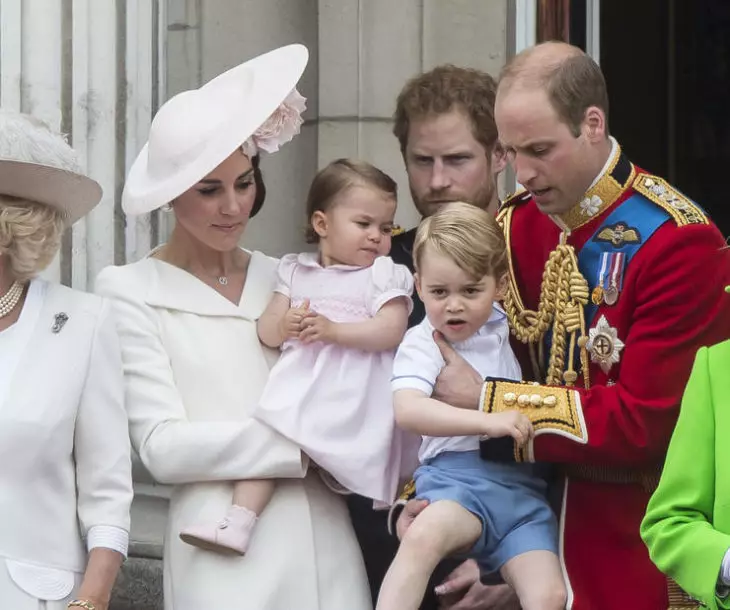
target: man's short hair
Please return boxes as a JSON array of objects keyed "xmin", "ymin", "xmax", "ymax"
[
  {"xmin": 499, "ymin": 43, "xmax": 609, "ymax": 137},
  {"xmin": 393, "ymin": 65, "xmax": 498, "ymax": 155}
]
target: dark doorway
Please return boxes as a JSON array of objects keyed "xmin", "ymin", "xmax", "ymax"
[{"xmin": 600, "ymin": 0, "xmax": 730, "ymax": 237}]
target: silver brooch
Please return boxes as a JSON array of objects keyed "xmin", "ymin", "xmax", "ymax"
[{"xmin": 52, "ymin": 312, "xmax": 69, "ymax": 334}]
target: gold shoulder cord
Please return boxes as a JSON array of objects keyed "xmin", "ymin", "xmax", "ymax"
[{"xmin": 499, "ymin": 206, "xmax": 591, "ymax": 389}]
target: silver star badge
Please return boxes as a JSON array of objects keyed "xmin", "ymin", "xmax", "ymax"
[{"xmin": 586, "ymin": 315, "xmax": 624, "ymax": 374}]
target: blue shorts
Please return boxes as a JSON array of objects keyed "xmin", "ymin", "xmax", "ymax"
[{"xmin": 414, "ymin": 450, "xmax": 558, "ymax": 573}]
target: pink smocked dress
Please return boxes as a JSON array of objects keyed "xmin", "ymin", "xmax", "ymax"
[{"xmin": 254, "ymin": 252, "xmax": 416, "ymax": 504}]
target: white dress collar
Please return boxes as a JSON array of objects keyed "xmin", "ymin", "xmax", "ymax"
[{"xmin": 143, "ymin": 250, "xmax": 272, "ymax": 320}]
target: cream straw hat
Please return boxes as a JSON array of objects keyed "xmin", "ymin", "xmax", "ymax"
[{"xmin": 122, "ymin": 44, "xmax": 308, "ymax": 215}]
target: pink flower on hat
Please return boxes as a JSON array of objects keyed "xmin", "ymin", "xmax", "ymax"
[{"xmin": 242, "ymin": 88, "xmax": 306, "ymax": 156}]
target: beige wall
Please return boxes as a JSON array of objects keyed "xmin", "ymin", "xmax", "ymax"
[
  {"xmin": 319, "ymin": 0, "xmax": 508, "ymax": 233},
  {"xmin": 165, "ymin": 0, "xmax": 508, "ymax": 258}
]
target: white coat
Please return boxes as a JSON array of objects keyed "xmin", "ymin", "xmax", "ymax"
[
  {"xmin": 96, "ymin": 251, "xmax": 372, "ymax": 610},
  {"xmin": 0, "ymin": 280, "xmax": 133, "ymax": 608}
]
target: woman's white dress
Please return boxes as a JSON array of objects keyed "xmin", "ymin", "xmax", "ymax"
[{"xmin": 96, "ymin": 251, "xmax": 372, "ymax": 610}]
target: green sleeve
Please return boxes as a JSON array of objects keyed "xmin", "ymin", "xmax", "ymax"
[{"xmin": 641, "ymin": 347, "xmax": 730, "ymax": 609}]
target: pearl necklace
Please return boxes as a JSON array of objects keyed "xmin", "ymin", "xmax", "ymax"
[{"xmin": 0, "ymin": 281, "xmax": 23, "ymax": 318}]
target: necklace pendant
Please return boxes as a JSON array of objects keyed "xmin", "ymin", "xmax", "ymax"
[{"xmin": 217, "ymin": 276, "xmax": 228, "ymax": 286}]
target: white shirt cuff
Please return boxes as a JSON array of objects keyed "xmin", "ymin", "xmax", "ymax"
[
  {"xmin": 86, "ymin": 525, "xmax": 129, "ymax": 557},
  {"xmin": 391, "ymin": 376, "xmax": 434, "ymax": 395}
]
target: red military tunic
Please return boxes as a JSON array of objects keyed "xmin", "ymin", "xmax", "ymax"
[{"xmin": 483, "ymin": 143, "xmax": 730, "ymax": 609}]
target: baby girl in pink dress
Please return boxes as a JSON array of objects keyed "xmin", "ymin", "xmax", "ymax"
[{"xmin": 180, "ymin": 158, "xmax": 415, "ymax": 555}]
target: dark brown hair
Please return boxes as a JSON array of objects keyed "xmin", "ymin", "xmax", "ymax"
[
  {"xmin": 499, "ymin": 43, "xmax": 609, "ymax": 137},
  {"xmin": 305, "ymin": 158, "xmax": 398, "ymax": 244},
  {"xmin": 393, "ymin": 65, "xmax": 499, "ymax": 155},
  {"xmin": 250, "ymin": 154, "xmax": 266, "ymax": 218}
]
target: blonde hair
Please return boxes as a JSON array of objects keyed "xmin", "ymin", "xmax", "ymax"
[
  {"xmin": 0, "ymin": 196, "xmax": 66, "ymax": 282},
  {"xmin": 413, "ymin": 201, "xmax": 507, "ymax": 280}
]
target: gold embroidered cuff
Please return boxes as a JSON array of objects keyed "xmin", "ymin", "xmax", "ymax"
[{"xmin": 481, "ymin": 381, "xmax": 586, "ymax": 444}]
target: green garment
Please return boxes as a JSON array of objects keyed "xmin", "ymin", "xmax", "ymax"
[{"xmin": 642, "ymin": 342, "xmax": 730, "ymax": 609}]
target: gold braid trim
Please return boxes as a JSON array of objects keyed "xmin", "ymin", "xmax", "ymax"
[
  {"xmin": 632, "ymin": 174, "xmax": 708, "ymax": 227},
  {"xmin": 397, "ymin": 479, "xmax": 416, "ymax": 501},
  {"xmin": 500, "ymin": 206, "xmax": 591, "ymax": 388}
]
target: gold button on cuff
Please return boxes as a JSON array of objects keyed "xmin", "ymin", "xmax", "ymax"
[{"xmin": 481, "ymin": 380, "xmax": 586, "ymax": 444}]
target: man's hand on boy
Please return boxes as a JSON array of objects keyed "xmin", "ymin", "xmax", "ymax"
[{"xmin": 432, "ymin": 330, "xmax": 483, "ymax": 410}]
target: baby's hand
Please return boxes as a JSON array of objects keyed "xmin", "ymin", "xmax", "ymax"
[
  {"xmin": 299, "ymin": 312, "xmax": 337, "ymax": 345},
  {"xmin": 482, "ymin": 411, "xmax": 533, "ymax": 446},
  {"xmin": 280, "ymin": 299, "xmax": 313, "ymax": 340}
]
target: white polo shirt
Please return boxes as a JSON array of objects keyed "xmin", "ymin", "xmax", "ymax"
[{"xmin": 391, "ymin": 304, "xmax": 522, "ymax": 463}]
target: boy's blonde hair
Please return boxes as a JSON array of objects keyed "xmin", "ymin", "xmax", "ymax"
[{"xmin": 413, "ymin": 201, "xmax": 507, "ymax": 280}]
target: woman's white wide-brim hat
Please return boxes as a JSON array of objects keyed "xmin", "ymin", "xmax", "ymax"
[
  {"xmin": 122, "ymin": 43, "xmax": 309, "ymax": 216},
  {"xmin": 0, "ymin": 160, "xmax": 102, "ymax": 225}
]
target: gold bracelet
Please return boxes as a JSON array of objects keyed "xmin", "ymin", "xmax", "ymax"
[{"xmin": 67, "ymin": 600, "xmax": 97, "ymax": 610}]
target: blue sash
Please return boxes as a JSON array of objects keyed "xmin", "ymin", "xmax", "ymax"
[
  {"xmin": 578, "ymin": 193, "xmax": 671, "ymax": 329},
  {"xmin": 541, "ymin": 192, "xmax": 671, "ymax": 373}
]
